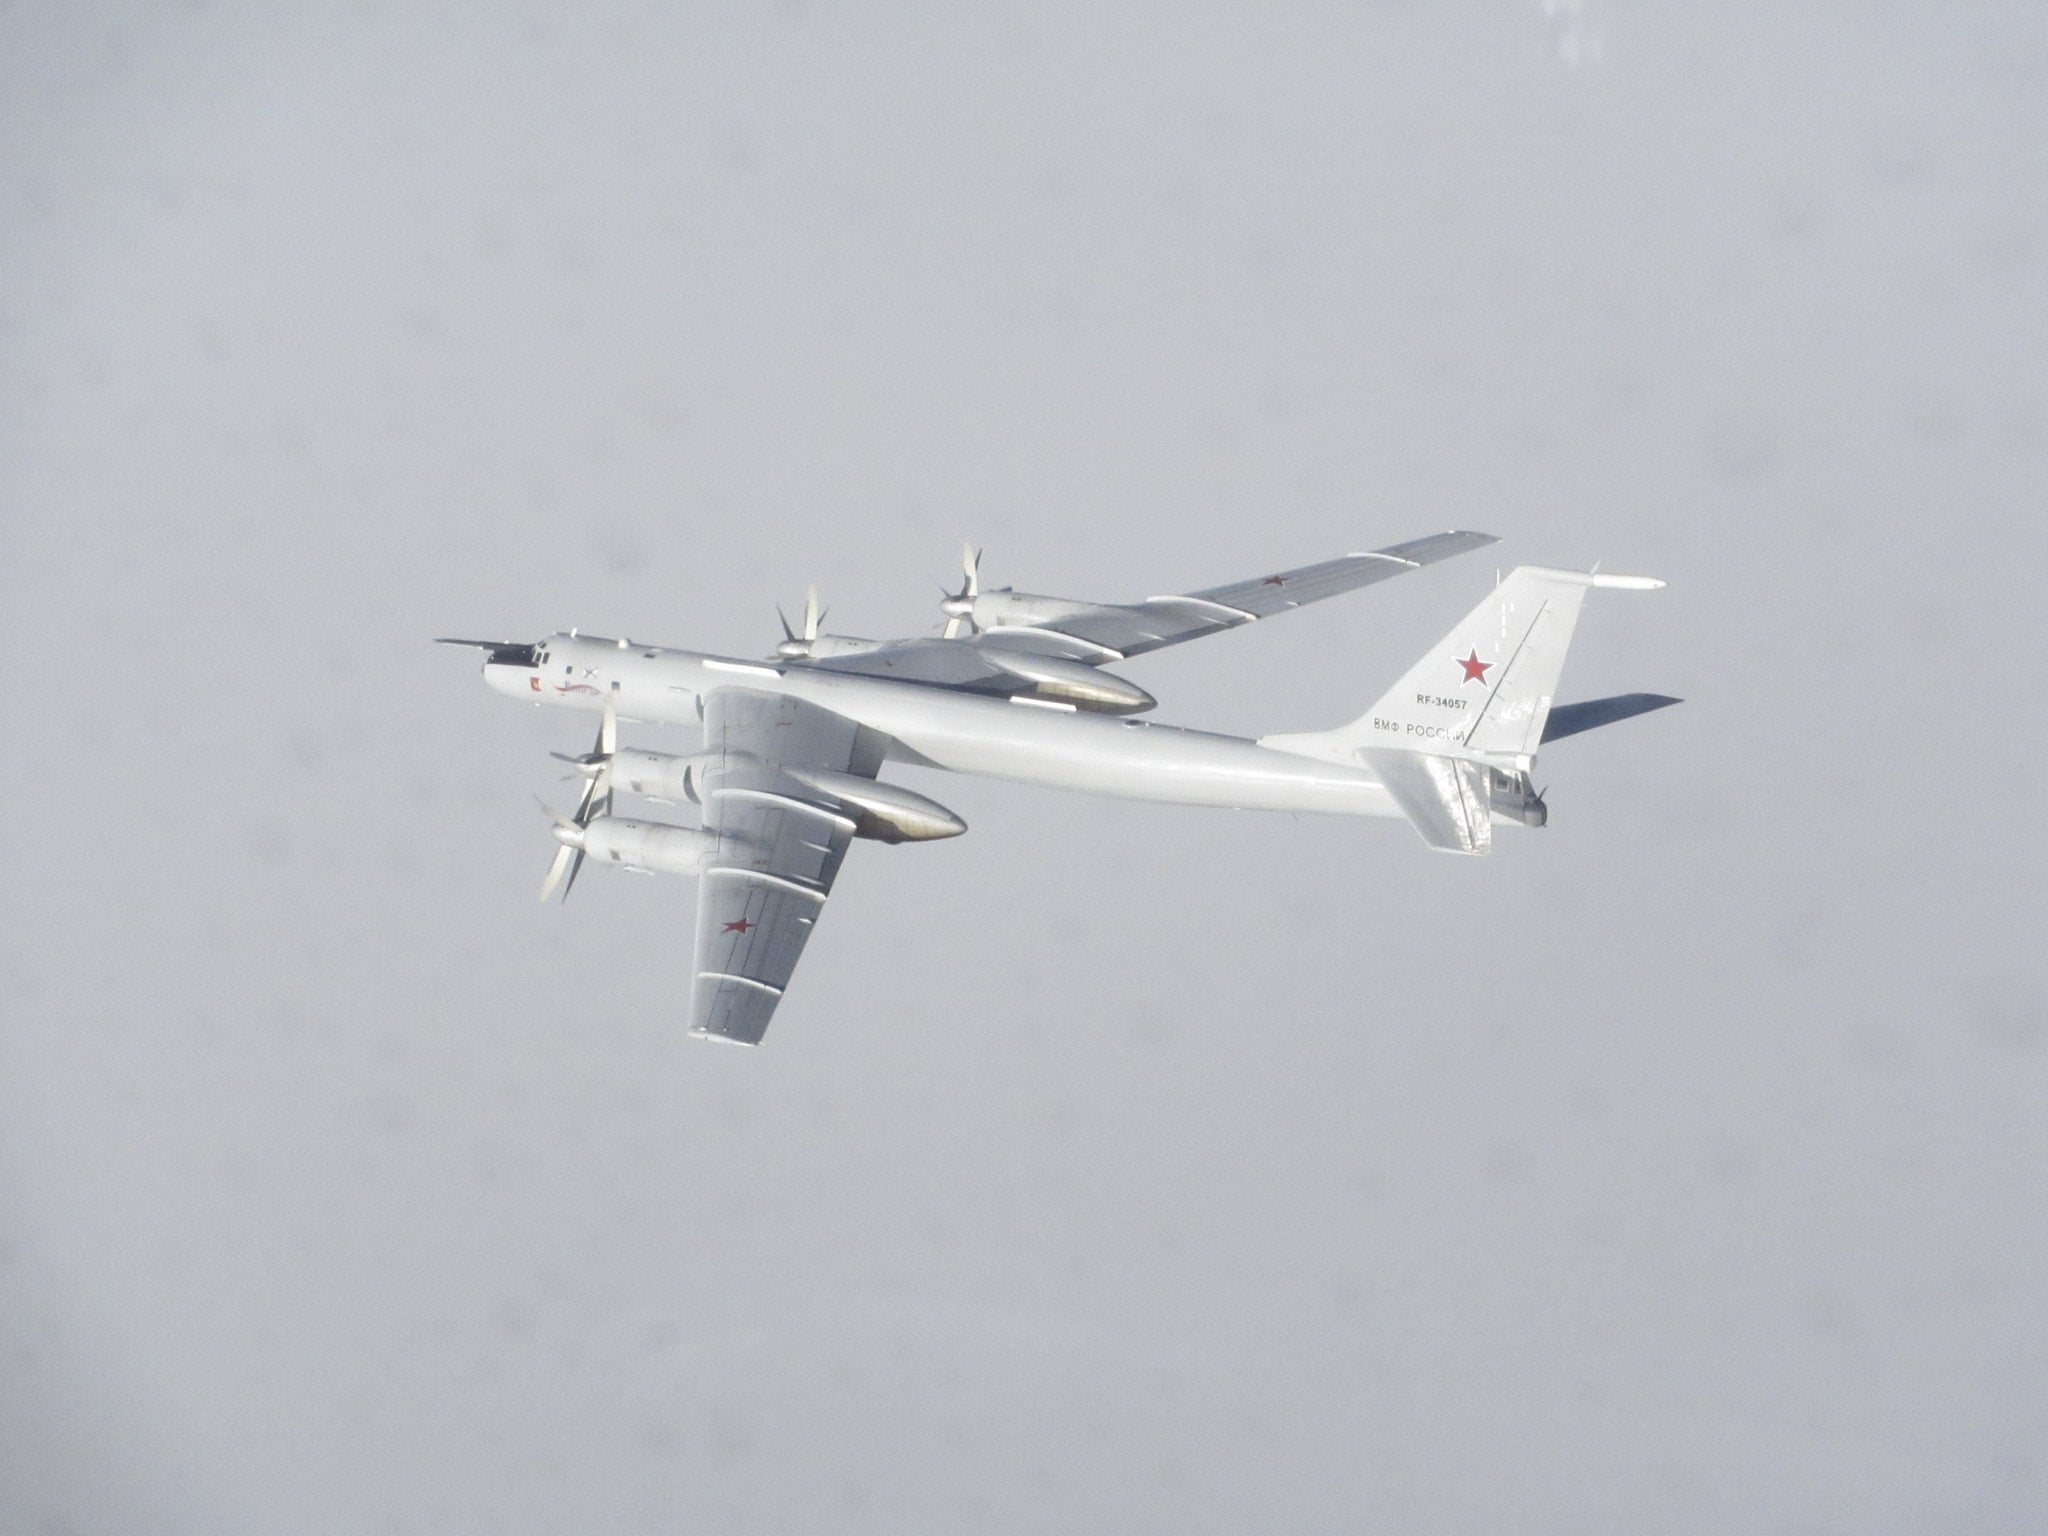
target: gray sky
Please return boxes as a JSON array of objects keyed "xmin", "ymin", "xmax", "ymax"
[{"xmin": 4, "ymin": 3, "xmax": 2044, "ymax": 1532}]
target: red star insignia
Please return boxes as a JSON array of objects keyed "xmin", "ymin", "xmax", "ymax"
[
  {"xmin": 722, "ymin": 917, "xmax": 754, "ymax": 934},
  {"xmin": 1262, "ymin": 575, "xmax": 1286, "ymax": 586},
  {"xmin": 1456, "ymin": 650, "xmax": 1491, "ymax": 684}
]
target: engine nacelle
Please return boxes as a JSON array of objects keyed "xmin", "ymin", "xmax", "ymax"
[
  {"xmin": 608, "ymin": 748, "xmax": 701, "ymax": 802},
  {"xmin": 775, "ymin": 633, "xmax": 884, "ymax": 660},
  {"xmin": 970, "ymin": 589, "xmax": 1095, "ymax": 630},
  {"xmin": 978, "ymin": 646, "xmax": 1155, "ymax": 714},
  {"xmin": 785, "ymin": 768, "xmax": 968, "ymax": 843},
  {"xmin": 557, "ymin": 815, "xmax": 719, "ymax": 875}
]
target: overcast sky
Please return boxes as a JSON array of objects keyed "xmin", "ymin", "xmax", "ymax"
[{"xmin": 4, "ymin": 4, "xmax": 2045, "ymax": 1532}]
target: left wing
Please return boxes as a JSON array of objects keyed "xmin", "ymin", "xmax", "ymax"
[{"xmin": 688, "ymin": 688, "xmax": 887, "ymax": 1046}]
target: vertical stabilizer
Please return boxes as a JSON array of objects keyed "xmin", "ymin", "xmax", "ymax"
[
  {"xmin": 1377, "ymin": 566, "xmax": 1591, "ymax": 761},
  {"xmin": 1266, "ymin": 567, "xmax": 1663, "ymax": 768},
  {"xmin": 1259, "ymin": 566, "xmax": 1662, "ymax": 851}
]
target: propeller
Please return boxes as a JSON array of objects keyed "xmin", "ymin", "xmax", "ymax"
[
  {"xmin": 539, "ymin": 686, "xmax": 617, "ymax": 902},
  {"xmin": 940, "ymin": 544, "xmax": 981, "ymax": 638},
  {"xmin": 775, "ymin": 584, "xmax": 826, "ymax": 659}
]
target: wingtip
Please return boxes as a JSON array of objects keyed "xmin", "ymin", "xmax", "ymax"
[
  {"xmin": 1350, "ymin": 530, "xmax": 1499, "ymax": 563},
  {"xmin": 688, "ymin": 1028, "xmax": 760, "ymax": 1048}
]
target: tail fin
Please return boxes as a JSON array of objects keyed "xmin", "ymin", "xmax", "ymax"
[
  {"xmin": 1261, "ymin": 566, "xmax": 1663, "ymax": 852},
  {"xmin": 1268, "ymin": 566, "xmax": 1663, "ymax": 766}
]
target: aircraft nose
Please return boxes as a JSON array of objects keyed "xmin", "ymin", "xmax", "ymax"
[{"xmin": 483, "ymin": 661, "xmax": 539, "ymax": 698}]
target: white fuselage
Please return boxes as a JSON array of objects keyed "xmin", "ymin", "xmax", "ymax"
[{"xmin": 489, "ymin": 633, "xmax": 1402, "ymax": 820}]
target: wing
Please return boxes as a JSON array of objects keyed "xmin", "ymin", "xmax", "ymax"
[
  {"xmin": 1061, "ymin": 529, "xmax": 1499, "ymax": 659},
  {"xmin": 803, "ymin": 530, "xmax": 1495, "ymax": 688},
  {"xmin": 688, "ymin": 688, "xmax": 887, "ymax": 1046}
]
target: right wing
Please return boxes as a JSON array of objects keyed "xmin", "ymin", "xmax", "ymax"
[
  {"xmin": 1067, "ymin": 529, "xmax": 1499, "ymax": 660},
  {"xmin": 687, "ymin": 688, "xmax": 887, "ymax": 1046},
  {"xmin": 805, "ymin": 530, "xmax": 1496, "ymax": 688}
]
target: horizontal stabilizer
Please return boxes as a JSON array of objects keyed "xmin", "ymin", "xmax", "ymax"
[
  {"xmin": 1541, "ymin": 693, "xmax": 1682, "ymax": 744},
  {"xmin": 1361, "ymin": 749, "xmax": 1493, "ymax": 855}
]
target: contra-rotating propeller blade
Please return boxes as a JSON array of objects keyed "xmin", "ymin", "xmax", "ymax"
[
  {"xmin": 538, "ymin": 687, "xmax": 617, "ymax": 902},
  {"xmin": 774, "ymin": 584, "xmax": 828, "ymax": 658},
  {"xmin": 537, "ymin": 799, "xmax": 582, "ymax": 903},
  {"xmin": 940, "ymin": 544, "xmax": 982, "ymax": 639}
]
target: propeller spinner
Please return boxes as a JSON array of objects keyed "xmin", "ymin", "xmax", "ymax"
[
  {"xmin": 775, "ymin": 585, "xmax": 827, "ymax": 659},
  {"xmin": 940, "ymin": 544, "xmax": 981, "ymax": 638}
]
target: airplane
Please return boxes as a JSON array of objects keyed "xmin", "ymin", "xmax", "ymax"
[{"xmin": 442, "ymin": 532, "xmax": 1675, "ymax": 1045}]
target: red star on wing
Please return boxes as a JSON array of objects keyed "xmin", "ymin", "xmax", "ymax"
[
  {"xmin": 721, "ymin": 917, "xmax": 754, "ymax": 934},
  {"xmin": 1456, "ymin": 650, "xmax": 1492, "ymax": 684},
  {"xmin": 1262, "ymin": 575, "xmax": 1286, "ymax": 587}
]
